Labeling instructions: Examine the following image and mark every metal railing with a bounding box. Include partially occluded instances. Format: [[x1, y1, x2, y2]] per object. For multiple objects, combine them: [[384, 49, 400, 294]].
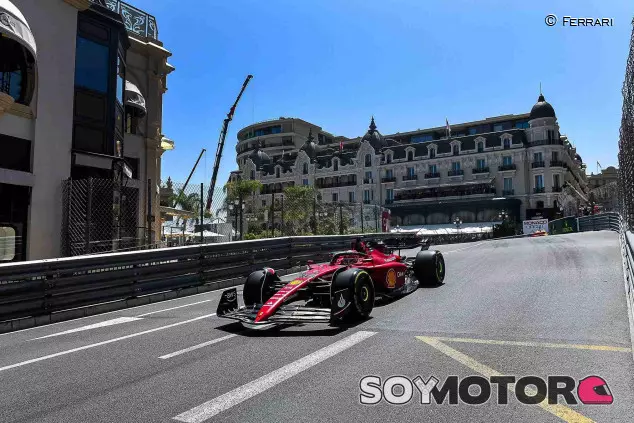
[[0, 232, 417, 323], [89, 0, 158, 40]]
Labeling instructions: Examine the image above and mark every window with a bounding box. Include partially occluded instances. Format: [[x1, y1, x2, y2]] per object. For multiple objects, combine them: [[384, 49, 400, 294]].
[[276, 167, 280, 178], [303, 163, 308, 174], [503, 156, 512, 166], [75, 36, 110, 93], [303, 178, 309, 186], [452, 162, 461, 171], [365, 171, 372, 181], [477, 142, 484, 153], [552, 151, 559, 161], [386, 189, 394, 201], [428, 164, 437, 174], [468, 128, 477, 135], [386, 169, 393, 178], [333, 159, 338, 171], [493, 124, 503, 132], [412, 134, 433, 143], [365, 154, 372, 167], [515, 121, 529, 129], [535, 174, 544, 188], [0, 226, 16, 262], [553, 174, 560, 188], [534, 152, 543, 162], [386, 154, 392, 164], [429, 148, 436, 159], [407, 151, 414, 161], [452, 144, 459, 156], [547, 130, 554, 142], [262, 200, 267, 207], [250, 170, 256, 180], [477, 159, 486, 169], [116, 55, 125, 105], [503, 138, 511, 149], [407, 167, 415, 177], [349, 191, 355, 202], [332, 193, 338, 202], [125, 112, 140, 134], [504, 177, 513, 191], [537, 200, 545, 208]]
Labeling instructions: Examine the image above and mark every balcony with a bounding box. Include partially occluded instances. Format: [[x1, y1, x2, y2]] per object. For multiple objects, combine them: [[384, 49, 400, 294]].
[[363, 178, 373, 184], [381, 177, 397, 183], [393, 183, 497, 203], [502, 189, 515, 195], [550, 160, 567, 168], [528, 138, 564, 147], [498, 164, 516, 171], [472, 167, 489, 174], [533, 187, 546, 194], [402, 175, 418, 181], [552, 186, 563, 192], [448, 170, 464, 177], [315, 180, 357, 189], [531, 161, 545, 169], [424, 172, 440, 179], [89, 0, 158, 40]]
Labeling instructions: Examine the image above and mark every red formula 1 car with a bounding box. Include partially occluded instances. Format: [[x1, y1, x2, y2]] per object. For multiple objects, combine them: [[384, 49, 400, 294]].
[[216, 239, 445, 329]]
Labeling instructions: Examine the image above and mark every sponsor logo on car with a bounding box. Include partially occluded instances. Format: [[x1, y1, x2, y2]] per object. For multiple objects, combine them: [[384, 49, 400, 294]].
[[386, 269, 397, 288], [289, 279, 303, 285]]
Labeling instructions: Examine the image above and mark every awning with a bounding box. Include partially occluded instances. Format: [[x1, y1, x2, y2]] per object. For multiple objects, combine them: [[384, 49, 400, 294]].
[[0, 0, 37, 60], [125, 80, 146, 117]]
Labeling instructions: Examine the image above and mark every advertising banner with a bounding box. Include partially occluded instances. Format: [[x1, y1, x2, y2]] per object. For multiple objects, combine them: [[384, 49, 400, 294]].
[[522, 218, 549, 234], [549, 217, 578, 235]]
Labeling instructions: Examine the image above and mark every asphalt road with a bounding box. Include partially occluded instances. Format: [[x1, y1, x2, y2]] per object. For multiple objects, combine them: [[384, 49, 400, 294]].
[[0, 231, 632, 423]]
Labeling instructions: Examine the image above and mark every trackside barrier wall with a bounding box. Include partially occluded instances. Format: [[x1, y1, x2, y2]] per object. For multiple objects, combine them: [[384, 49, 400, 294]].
[[0, 233, 417, 324]]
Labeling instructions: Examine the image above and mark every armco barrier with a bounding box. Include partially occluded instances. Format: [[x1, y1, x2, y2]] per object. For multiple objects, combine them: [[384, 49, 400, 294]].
[[577, 213, 620, 232], [620, 227, 634, 361], [0, 232, 417, 328]]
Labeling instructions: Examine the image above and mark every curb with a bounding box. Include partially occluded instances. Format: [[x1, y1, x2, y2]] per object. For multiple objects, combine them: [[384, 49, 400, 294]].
[[0, 266, 303, 335]]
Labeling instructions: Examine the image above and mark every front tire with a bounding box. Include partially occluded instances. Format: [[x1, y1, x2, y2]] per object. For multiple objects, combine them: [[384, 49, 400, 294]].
[[243, 269, 277, 306], [413, 250, 445, 286], [330, 268, 375, 322]]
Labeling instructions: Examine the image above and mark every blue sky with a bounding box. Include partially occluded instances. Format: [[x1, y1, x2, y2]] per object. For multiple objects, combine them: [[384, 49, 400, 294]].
[[131, 0, 632, 186]]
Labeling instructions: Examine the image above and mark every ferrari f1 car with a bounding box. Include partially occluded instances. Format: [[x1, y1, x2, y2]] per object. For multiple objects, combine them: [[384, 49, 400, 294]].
[[216, 238, 445, 329]]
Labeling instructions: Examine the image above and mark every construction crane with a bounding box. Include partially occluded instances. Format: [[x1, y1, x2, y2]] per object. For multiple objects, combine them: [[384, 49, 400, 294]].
[[205, 74, 253, 213]]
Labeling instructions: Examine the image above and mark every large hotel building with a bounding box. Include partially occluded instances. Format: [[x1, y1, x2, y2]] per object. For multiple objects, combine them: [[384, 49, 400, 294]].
[[232, 94, 589, 226]]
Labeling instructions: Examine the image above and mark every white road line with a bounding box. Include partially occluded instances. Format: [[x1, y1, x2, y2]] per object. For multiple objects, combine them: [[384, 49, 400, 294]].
[[30, 317, 142, 340], [159, 334, 238, 359], [173, 330, 377, 423], [136, 300, 214, 317], [0, 313, 216, 373]]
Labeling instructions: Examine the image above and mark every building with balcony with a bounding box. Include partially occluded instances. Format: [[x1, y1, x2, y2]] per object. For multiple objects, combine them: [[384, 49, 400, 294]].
[[0, 0, 175, 261], [232, 93, 588, 227]]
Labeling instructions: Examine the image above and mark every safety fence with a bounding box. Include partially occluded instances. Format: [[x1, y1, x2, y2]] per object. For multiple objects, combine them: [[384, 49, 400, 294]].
[[547, 212, 620, 234], [0, 232, 418, 323]]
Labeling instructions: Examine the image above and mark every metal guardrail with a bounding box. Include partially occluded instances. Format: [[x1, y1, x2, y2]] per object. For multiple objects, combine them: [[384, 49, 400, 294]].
[[0, 233, 416, 322], [577, 213, 620, 232]]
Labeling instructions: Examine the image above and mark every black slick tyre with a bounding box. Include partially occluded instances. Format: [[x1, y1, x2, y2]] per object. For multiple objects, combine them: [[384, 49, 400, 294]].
[[330, 268, 375, 322], [413, 250, 445, 286]]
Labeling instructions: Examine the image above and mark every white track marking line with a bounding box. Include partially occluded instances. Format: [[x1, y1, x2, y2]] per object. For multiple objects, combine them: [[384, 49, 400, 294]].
[[159, 334, 238, 359], [173, 330, 377, 423], [0, 313, 216, 373], [29, 317, 142, 340], [136, 300, 213, 317]]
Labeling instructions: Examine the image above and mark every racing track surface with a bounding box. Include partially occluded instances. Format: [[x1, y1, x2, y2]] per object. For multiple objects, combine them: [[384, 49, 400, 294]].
[[0, 231, 633, 422]]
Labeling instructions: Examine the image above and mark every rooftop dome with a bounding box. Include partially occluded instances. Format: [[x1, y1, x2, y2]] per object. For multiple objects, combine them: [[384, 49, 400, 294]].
[[530, 94, 556, 120], [362, 117, 387, 151], [248, 144, 271, 169], [300, 128, 319, 160]]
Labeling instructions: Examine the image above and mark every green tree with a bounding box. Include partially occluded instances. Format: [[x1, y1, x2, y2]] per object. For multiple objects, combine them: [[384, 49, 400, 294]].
[[282, 185, 318, 235]]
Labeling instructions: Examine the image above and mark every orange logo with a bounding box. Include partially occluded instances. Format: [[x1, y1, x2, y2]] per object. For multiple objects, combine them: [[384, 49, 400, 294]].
[[386, 269, 397, 288]]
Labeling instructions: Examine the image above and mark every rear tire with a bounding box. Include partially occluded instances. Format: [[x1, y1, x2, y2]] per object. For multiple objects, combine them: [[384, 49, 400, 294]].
[[330, 268, 375, 322], [243, 269, 277, 306], [413, 250, 445, 286]]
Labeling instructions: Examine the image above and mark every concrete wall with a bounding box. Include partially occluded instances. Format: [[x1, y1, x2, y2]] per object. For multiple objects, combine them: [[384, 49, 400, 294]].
[[5, 0, 78, 260]]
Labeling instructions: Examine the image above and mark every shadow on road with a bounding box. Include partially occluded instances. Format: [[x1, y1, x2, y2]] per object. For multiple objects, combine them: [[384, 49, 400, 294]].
[[215, 318, 371, 338]]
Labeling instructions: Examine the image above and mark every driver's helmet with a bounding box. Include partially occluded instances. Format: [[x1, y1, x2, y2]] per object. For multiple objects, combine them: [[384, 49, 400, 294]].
[[353, 237, 367, 253], [373, 241, 388, 253]]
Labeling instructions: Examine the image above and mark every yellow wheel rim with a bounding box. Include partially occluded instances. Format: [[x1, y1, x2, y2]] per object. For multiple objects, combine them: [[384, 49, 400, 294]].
[[361, 286, 369, 302]]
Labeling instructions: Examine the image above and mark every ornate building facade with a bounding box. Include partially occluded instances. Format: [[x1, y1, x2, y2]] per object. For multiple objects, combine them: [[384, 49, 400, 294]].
[[232, 94, 589, 226]]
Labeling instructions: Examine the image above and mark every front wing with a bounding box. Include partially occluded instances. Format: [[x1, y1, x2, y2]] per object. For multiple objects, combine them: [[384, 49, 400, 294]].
[[216, 288, 332, 326]]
